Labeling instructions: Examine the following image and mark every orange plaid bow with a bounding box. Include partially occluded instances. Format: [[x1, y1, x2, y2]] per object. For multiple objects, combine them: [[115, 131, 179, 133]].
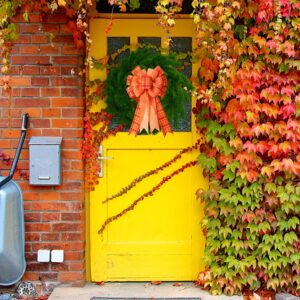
[[126, 66, 173, 136]]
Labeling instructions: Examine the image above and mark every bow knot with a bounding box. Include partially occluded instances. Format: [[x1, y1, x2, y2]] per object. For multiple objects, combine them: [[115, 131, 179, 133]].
[[126, 66, 172, 136]]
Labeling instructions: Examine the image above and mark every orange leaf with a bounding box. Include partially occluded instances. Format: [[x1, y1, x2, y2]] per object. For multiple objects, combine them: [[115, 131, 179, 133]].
[[172, 282, 183, 286], [151, 281, 162, 285]]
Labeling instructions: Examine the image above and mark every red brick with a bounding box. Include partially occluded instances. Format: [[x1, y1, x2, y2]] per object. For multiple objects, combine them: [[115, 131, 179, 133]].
[[40, 45, 59, 54], [11, 76, 31, 86], [31, 118, 50, 128], [23, 107, 41, 117], [41, 213, 60, 222], [61, 212, 82, 221], [20, 24, 41, 33], [51, 263, 69, 271], [62, 129, 83, 138], [52, 56, 82, 65], [42, 24, 59, 33], [15, 98, 50, 107], [42, 129, 61, 136], [22, 66, 40, 75], [22, 273, 39, 281], [60, 193, 82, 201], [27, 263, 50, 272], [61, 67, 80, 75], [61, 88, 82, 97], [12, 56, 50, 65], [26, 252, 37, 261], [69, 242, 84, 251], [61, 46, 83, 55], [2, 129, 21, 138], [69, 261, 85, 271], [62, 140, 82, 149], [63, 171, 83, 180], [40, 66, 60, 75], [41, 88, 60, 97], [62, 150, 82, 160], [21, 88, 40, 97], [61, 233, 83, 241], [0, 140, 11, 148], [46, 14, 70, 23], [42, 108, 61, 117], [52, 119, 83, 128], [32, 243, 71, 251], [64, 251, 84, 261], [31, 202, 68, 211], [28, 13, 43, 23], [25, 223, 50, 232], [16, 35, 31, 44], [52, 98, 83, 107], [41, 233, 60, 241], [31, 77, 49, 86], [62, 108, 83, 117], [25, 212, 41, 222], [52, 223, 81, 232], [11, 46, 19, 54], [41, 191, 59, 201], [53, 35, 73, 44], [20, 45, 40, 54], [51, 77, 81, 86], [10, 66, 21, 75], [25, 232, 41, 241], [39, 272, 58, 281], [32, 35, 49, 44]]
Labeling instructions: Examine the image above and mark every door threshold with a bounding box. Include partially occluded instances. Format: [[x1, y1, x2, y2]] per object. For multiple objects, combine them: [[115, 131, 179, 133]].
[[48, 282, 243, 300]]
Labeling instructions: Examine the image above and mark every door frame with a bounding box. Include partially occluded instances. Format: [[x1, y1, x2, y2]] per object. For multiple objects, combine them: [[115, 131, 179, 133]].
[[86, 13, 203, 281]]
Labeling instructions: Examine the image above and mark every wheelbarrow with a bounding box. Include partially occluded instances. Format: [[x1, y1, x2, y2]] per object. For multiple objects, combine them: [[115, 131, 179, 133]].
[[0, 113, 28, 286]]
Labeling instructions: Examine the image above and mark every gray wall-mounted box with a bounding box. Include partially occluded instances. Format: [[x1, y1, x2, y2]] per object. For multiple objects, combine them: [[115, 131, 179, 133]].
[[29, 137, 62, 186]]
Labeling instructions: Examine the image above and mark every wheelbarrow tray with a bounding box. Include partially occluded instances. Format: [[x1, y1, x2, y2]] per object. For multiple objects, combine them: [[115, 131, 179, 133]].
[[0, 176, 26, 286]]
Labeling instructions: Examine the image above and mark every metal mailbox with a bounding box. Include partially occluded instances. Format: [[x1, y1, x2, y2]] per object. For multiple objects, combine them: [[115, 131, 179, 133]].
[[29, 137, 62, 186]]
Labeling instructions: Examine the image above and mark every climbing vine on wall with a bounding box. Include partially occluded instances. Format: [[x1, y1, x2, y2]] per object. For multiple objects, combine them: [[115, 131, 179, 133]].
[[195, 0, 300, 296]]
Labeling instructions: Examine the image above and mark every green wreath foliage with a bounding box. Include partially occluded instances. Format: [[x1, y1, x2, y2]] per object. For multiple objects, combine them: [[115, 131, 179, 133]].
[[105, 47, 194, 131]]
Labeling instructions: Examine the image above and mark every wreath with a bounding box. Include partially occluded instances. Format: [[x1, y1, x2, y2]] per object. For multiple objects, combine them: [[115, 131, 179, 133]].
[[105, 47, 193, 134]]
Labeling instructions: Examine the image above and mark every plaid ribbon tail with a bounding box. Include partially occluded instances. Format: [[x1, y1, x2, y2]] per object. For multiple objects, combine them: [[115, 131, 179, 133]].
[[129, 98, 146, 136], [155, 98, 173, 136]]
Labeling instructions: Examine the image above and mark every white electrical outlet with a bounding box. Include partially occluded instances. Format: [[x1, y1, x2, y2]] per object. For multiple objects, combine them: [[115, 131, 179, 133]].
[[51, 250, 64, 263], [37, 249, 50, 262]]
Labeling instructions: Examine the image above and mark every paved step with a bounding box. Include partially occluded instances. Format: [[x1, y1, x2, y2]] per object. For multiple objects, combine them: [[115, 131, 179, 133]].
[[48, 283, 243, 300]]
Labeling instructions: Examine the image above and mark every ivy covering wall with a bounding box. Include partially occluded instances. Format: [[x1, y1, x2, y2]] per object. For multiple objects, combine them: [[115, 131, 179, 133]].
[[194, 0, 300, 296]]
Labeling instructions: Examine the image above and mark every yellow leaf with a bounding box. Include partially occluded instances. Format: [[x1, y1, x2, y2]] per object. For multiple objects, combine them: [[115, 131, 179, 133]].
[[120, 4, 127, 12], [58, 0, 66, 6]]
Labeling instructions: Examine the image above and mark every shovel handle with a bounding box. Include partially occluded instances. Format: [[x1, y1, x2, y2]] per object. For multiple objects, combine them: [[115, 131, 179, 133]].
[[22, 113, 29, 131]]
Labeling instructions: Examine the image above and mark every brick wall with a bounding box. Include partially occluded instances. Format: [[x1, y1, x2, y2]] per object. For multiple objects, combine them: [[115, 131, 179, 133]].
[[0, 10, 85, 285]]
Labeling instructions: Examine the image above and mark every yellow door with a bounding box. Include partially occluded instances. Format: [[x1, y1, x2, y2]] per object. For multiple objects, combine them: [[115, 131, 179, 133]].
[[89, 16, 206, 281]]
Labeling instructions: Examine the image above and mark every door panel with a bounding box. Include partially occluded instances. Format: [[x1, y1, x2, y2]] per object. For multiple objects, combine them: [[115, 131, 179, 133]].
[[89, 16, 206, 281]]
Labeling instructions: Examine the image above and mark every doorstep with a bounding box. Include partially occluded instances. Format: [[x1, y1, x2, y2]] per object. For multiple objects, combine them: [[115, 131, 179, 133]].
[[48, 282, 243, 300]]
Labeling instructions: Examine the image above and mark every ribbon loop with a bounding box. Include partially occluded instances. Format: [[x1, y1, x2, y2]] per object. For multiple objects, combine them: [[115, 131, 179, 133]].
[[126, 66, 173, 136]]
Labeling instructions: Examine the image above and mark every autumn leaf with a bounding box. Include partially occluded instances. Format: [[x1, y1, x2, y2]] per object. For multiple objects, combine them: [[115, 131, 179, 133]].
[[57, 0, 66, 6]]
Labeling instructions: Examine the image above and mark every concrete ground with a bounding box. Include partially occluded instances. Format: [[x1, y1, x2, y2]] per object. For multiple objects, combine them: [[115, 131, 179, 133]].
[[48, 282, 243, 300]]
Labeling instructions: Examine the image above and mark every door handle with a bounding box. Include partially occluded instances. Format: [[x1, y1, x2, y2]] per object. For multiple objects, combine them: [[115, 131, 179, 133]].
[[98, 145, 114, 177]]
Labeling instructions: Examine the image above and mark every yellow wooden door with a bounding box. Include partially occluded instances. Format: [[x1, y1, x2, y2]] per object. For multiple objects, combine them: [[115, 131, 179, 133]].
[[89, 16, 206, 281]]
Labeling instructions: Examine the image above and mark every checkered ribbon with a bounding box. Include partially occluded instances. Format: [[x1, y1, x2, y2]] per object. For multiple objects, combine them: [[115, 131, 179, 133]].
[[126, 66, 173, 136]]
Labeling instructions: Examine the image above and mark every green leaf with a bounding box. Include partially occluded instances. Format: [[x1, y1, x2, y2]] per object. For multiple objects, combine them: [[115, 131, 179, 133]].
[[284, 232, 298, 244], [198, 153, 217, 172], [222, 169, 236, 182], [265, 182, 276, 194], [287, 216, 300, 230], [129, 0, 140, 10]]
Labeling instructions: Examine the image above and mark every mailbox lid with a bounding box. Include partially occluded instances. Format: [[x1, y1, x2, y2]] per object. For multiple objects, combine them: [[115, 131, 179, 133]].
[[29, 136, 62, 145]]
